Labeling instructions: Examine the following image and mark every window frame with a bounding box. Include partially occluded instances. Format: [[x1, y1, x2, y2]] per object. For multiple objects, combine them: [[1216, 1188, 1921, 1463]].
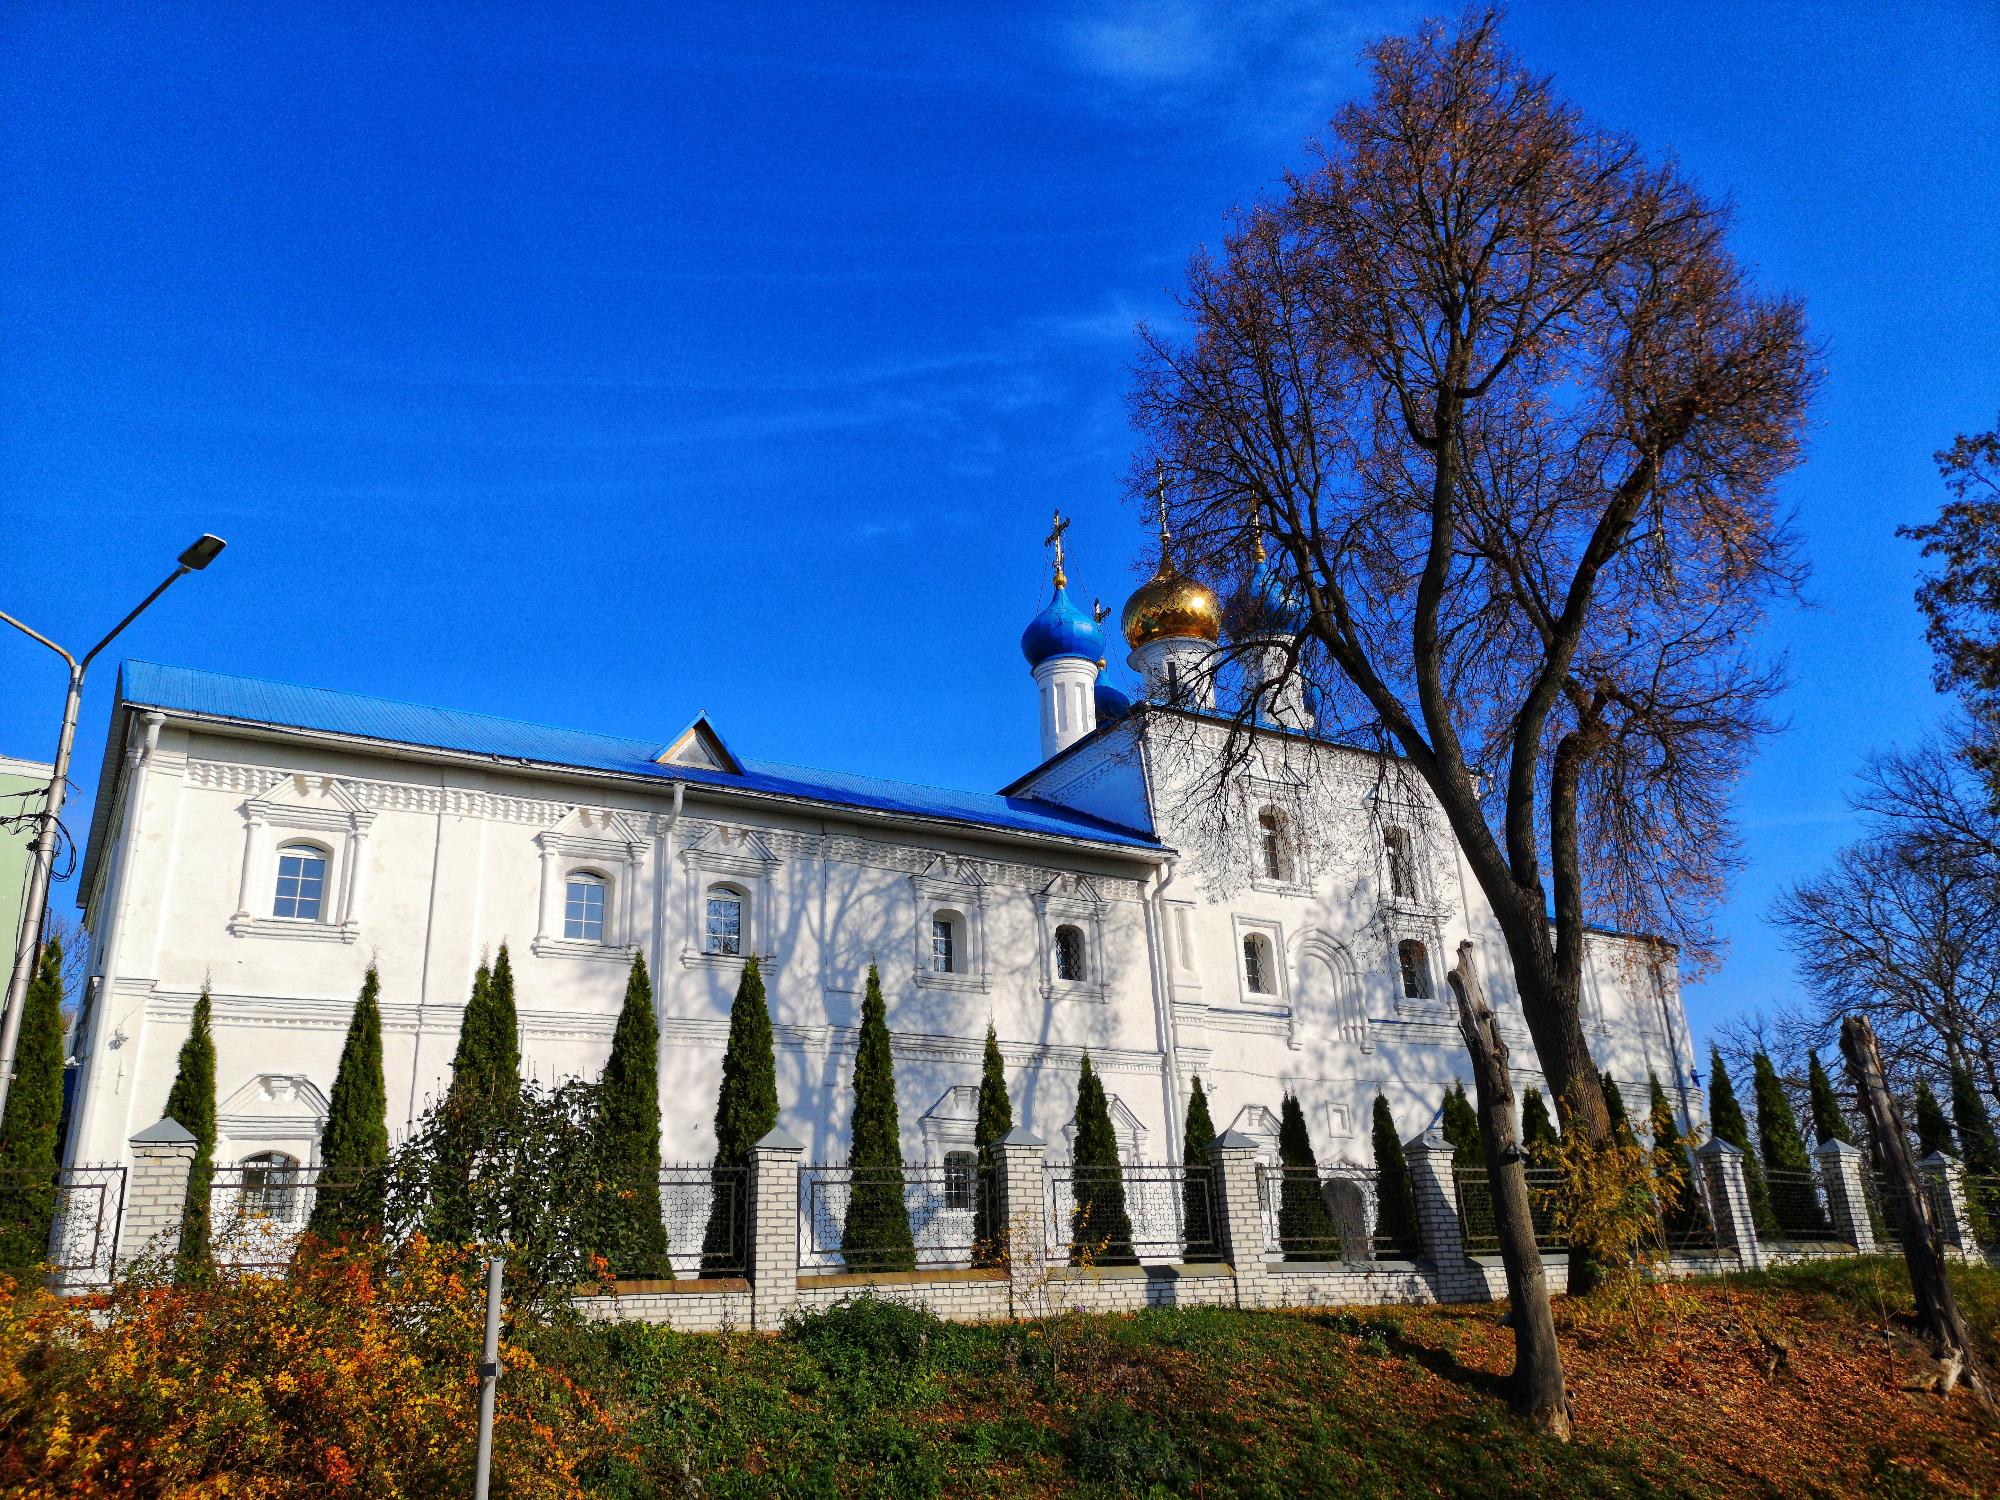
[[704, 883, 747, 957], [943, 1149, 979, 1212], [1053, 922, 1088, 982], [1397, 938, 1434, 1000], [1256, 806, 1291, 884], [1242, 931, 1276, 995], [228, 779, 373, 945], [563, 869, 610, 943], [271, 842, 331, 922]]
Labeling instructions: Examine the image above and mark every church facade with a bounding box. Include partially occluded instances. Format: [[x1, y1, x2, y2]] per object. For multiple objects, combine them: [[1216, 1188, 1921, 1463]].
[[62, 525, 1702, 1215]]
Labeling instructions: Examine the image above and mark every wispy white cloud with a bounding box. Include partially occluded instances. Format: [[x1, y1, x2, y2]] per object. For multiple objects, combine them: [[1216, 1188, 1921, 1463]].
[[1056, 0, 1418, 139]]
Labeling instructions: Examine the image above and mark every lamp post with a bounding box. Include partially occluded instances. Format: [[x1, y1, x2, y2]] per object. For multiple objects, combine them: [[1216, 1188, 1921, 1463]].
[[0, 534, 226, 1121]]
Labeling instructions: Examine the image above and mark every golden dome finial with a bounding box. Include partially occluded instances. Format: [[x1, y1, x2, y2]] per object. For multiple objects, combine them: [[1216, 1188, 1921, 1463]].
[[1044, 508, 1071, 589], [1251, 497, 1267, 564], [1154, 461, 1173, 567]]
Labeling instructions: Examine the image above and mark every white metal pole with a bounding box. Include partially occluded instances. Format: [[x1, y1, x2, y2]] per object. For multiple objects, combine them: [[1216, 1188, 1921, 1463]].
[[472, 1256, 504, 1500]]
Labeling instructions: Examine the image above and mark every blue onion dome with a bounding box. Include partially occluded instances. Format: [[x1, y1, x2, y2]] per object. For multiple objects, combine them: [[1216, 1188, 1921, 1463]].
[[1245, 552, 1311, 638], [1094, 678, 1134, 723], [1020, 583, 1104, 667]]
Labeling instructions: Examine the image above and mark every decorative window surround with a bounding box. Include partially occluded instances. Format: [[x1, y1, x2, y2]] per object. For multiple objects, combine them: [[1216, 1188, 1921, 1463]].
[[532, 809, 645, 961], [228, 776, 373, 943], [910, 856, 990, 994], [1384, 915, 1452, 1021], [1163, 899, 1202, 994], [1060, 1091, 1147, 1165], [918, 1083, 981, 1157], [1296, 930, 1371, 1053], [678, 824, 779, 969], [1033, 874, 1108, 1003], [1243, 778, 1312, 896], [216, 1073, 331, 1164], [1231, 913, 1291, 1012]]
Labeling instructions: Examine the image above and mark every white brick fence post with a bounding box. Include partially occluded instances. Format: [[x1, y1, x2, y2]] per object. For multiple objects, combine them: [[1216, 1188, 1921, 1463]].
[[1208, 1129, 1269, 1310], [995, 1128, 1048, 1317], [749, 1128, 802, 1331], [1920, 1152, 1979, 1263], [1403, 1132, 1469, 1290], [124, 1118, 197, 1264], [1814, 1138, 1874, 1255], [1696, 1137, 1765, 1270]]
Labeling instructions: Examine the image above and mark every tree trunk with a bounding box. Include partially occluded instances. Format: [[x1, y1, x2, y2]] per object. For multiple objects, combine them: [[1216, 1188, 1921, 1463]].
[[1840, 1014, 1994, 1413], [1450, 942, 1572, 1439]]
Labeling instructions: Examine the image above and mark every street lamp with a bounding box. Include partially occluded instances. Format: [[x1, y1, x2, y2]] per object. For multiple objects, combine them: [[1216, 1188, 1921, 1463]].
[[0, 534, 227, 1121]]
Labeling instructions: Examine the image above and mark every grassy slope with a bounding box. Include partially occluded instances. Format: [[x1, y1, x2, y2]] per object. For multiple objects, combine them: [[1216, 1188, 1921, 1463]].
[[539, 1262, 2000, 1499]]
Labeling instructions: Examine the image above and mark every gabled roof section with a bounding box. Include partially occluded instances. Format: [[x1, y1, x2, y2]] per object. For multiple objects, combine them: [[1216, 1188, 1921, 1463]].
[[656, 713, 741, 774], [102, 660, 1162, 861]]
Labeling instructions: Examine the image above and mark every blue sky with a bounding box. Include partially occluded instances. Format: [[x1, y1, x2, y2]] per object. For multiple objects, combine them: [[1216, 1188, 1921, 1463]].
[[3, 2, 1995, 1051]]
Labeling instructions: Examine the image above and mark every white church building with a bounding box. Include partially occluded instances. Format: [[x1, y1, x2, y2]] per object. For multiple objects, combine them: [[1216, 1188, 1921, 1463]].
[[61, 519, 1701, 1202]]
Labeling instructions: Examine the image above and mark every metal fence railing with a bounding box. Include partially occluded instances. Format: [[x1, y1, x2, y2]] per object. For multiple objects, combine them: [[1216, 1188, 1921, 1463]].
[[665, 1163, 748, 1278], [1964, 1174, 2000, 1256], [1259, 1164, 1405, 1262], [1868, 1171, 1950, 1248], [6, 1164, 128, 1289], [799, 1163, 993, 1273], [1044, 1163, 1214, 1264], [1658, 1171, 1721, 1257], [1454, 1166, 1569, 1255], [208, 1162, 328, 1270], [1758, 1167, 1844, 1248]]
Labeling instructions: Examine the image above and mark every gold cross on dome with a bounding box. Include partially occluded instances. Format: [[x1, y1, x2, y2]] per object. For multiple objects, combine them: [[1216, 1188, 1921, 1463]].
[[1092, 598, 1110, 627], [1044, 508, 1071, 588], [1154, 461, 1174, 565]]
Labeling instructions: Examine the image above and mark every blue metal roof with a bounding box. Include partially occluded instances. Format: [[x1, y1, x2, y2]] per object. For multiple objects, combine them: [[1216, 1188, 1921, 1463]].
[[115, 660, 1161, 851]]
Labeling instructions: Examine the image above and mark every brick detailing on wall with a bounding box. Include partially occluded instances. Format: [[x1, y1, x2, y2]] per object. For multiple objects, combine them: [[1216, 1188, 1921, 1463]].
[[749, 1128, 803, 1330], [1814, 1139, 1874, 1255], [1206, 1131, 1269, 1309], [1403, 1132, 1485, 1299], [994, 1129, 1047, 1319], [1920, 1152, 1979, 1263], [1697, 1137, 1765, 1271], [123, 1118, 198, 1263]]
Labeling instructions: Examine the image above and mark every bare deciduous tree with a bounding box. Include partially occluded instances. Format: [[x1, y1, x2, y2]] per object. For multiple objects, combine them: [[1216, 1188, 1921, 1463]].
[[1901, 417, 2000, 778], [1771, 731, 2000, 1102], [1131, 12, 1815, 1166]]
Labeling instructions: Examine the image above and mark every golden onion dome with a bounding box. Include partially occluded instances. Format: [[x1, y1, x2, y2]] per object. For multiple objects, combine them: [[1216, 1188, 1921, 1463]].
[[1121, 559, 1221, 650]]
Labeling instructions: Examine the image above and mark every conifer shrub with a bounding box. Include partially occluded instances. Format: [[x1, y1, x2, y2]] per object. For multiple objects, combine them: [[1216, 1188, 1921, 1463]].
[[1807, 1053, 1854, 1148], [306, 965, 389, 1244], [1276, 1094, 1340, 1261], [1646, 1071, 1701, 1241], [164, 989, 217, 1276], [594, 954, 669, 1278], [429, 953, 523, 1244], [1068, 1055, 1134, 1265], [971, 1025, 1012, 1267], [1370, 1094, 1418, 1257], [1752, 1052, 1828, 1238], [841, 964, 915, 1272], [703, 957, 778, 1274], [1914, 1077, 1956, 1160], [1519, 1086, 1559, 1162], [1707, 1048, 1775, 1236], [1600, 1071, 1632, 1140], [1951, 1065, 2000, 1176], [1180, 1075, 1219, 1262], [0, 940, 66, 1273], [1439, 1079, 1480, 1167]]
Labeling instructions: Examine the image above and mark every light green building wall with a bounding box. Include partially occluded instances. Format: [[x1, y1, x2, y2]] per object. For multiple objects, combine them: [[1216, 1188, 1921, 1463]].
[[0, 754, 55, 984]]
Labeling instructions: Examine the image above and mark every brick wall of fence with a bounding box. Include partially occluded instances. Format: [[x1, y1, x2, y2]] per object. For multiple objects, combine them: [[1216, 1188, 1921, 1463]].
[[56, 1118, 1994, 1327]]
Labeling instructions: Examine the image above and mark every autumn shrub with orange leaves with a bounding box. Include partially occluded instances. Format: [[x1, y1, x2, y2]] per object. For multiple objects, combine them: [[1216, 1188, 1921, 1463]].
[[0, 1236, 621, 1498]]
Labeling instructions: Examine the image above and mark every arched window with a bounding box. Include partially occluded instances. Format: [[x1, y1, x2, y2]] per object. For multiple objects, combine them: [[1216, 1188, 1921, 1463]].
[[1398, 939, 1432, 1000], [705, 884, 744, 956], [564, 871, 607, 941], [239, 1151, 300, 1222], [931, 912, 960, 974], [1385, 828, 1416, 899], [944, 1149, 978, 1210], [1243, 933, 1275, 995], [272, 845, 328, 921], [1257, 806, 1291, 882], [1054, 923, 1087, 982]]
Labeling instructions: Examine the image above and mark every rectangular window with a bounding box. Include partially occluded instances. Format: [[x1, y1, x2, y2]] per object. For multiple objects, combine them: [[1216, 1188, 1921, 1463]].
[[931, 917, 955, 974], [273, 849, 326, 921], [944, 1150, 978, 1211], [706, 894, 743, 956], [564, 877, 606, 942]]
